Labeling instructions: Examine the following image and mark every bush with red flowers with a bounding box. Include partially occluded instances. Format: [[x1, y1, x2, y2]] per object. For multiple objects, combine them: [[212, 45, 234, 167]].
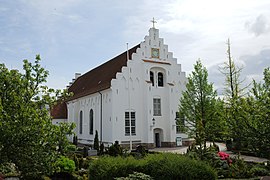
[[218, 152, 229, 160]]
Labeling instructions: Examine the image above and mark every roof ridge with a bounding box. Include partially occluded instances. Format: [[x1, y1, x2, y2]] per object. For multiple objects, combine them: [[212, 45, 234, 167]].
[[76, 44, 140, 83]]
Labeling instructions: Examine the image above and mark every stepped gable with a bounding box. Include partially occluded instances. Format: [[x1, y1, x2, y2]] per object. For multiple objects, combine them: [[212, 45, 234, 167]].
[[51, 44, 140, 119], [68, 44, 140, 101]]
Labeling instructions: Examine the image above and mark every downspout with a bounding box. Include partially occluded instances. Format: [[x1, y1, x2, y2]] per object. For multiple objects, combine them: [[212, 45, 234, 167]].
[[127, 43, 132, 151], [98, 91, 103, 144]]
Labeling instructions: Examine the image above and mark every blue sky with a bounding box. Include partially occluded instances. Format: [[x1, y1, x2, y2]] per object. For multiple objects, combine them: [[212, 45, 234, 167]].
[[1, 0, 270, 92]]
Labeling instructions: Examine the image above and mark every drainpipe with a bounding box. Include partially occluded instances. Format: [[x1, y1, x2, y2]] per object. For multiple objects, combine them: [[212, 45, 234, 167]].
[[98, 91, 103, 144]]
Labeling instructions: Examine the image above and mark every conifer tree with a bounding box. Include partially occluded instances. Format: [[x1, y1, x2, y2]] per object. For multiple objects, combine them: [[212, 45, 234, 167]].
[[179, 60, 219, 158], [94, 130, 99, 152], [219, 39, 248, 150], [245, 67, 270, 157]]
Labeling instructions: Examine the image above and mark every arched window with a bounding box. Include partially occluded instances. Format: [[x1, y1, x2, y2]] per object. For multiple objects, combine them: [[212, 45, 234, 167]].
[[79, 111, 83, 134], [89, 109, 93, 135], [158, 72, 164, 87], [150, 71, 154, 86]]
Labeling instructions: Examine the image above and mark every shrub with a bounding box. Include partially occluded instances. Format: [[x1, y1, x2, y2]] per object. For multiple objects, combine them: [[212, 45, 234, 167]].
[[249, 165, 269, 176], [229, 155, 251, 178], [66, 144, 77, 153], [89, 153, 217, 180], [100, 143, 105, 155], [202, 151, 231, 178], [107, 141, 123, 156], [89, 156, 145, 179], [144, 153, 217, 180], [217, 152, 230, 160], [54, 156, 76, 173]]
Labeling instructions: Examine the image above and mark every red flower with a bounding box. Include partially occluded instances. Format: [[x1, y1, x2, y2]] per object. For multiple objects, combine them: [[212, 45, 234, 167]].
[[218, 151, 230, 160]]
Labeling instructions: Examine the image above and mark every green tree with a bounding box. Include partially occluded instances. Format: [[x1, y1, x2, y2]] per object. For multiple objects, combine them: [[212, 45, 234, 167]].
[[94, 130, 99, 152], [219, 39, 248, 150], [0, 55, 74, 178], [205, 98, 228, 142], [244, 67, 270, 157], [179, 60, 219, 158]]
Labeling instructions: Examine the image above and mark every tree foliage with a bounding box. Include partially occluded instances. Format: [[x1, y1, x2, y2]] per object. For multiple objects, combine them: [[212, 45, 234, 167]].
[[94, 130, 99, 151], [242, 68, 270, 157], [0, 55, 74, 178], [178, 40, 269, 159], [219, 40, 269, 157], [179, 60, 224, 158], [219, 39, 248, 150]]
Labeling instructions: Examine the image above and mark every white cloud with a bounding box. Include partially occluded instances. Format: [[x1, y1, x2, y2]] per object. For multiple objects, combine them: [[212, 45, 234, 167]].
[[245, 14, 270, 36], [1, 0, 270, 90]]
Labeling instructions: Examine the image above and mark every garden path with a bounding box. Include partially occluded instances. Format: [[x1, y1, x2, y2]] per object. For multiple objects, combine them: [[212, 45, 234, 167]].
[[150, 142, 269, 163]]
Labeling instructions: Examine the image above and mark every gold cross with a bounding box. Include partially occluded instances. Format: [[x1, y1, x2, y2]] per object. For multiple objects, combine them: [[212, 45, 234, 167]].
[[151, 17, 157, 28]]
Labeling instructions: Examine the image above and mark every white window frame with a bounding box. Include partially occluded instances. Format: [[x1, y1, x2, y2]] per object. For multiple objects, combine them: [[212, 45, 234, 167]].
[[153, 98, 161, 116], [125, 111, 136, 136]]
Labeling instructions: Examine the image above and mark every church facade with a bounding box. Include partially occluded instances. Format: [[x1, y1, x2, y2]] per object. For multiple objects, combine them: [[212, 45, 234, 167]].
[[52, 27, 188, 148]]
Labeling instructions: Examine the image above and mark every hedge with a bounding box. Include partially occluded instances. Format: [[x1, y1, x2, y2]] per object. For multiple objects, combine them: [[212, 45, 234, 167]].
[[89, 153, 217, 180]]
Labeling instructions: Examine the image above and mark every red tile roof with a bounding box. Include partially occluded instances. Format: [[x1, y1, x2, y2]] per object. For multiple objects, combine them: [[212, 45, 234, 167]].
[[68, 44, 140, 101], [51, 44, 140, 119], [50, 101, 67, 119]]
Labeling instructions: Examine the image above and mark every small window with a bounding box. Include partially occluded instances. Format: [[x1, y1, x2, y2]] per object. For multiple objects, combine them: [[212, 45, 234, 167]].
[[153, 98, 161, 116], [150, 71, 154, 86], [125, 111, 136, 136], [89, 109, 94, 135], [79, 111, 83, 134], [158, 72, 164, 87]]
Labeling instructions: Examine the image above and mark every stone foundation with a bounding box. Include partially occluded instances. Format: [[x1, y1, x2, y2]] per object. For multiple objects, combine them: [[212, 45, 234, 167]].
[[120, 143, 155, 149], [140, 143, 155, 149], [161, 142, 176, 147], [120, 142, 178, 149]]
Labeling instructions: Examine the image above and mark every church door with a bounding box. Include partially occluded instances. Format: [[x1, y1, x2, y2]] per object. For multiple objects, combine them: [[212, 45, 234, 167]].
[[155, 133, 160, 147]]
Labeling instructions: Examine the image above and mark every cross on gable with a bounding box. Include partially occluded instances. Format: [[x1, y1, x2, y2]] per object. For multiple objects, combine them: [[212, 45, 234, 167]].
[[151, 17, 157, 28]]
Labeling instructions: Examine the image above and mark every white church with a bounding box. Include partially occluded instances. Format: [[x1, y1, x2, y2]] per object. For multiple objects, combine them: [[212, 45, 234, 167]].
[[51, 24, 189, 148]]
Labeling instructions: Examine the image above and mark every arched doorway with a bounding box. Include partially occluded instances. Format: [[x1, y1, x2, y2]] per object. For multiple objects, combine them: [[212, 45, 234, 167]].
[[153, 128, 163, 148]]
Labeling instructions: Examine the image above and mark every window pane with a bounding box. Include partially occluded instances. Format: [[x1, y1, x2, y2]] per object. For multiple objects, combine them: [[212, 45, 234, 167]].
[[131, 119, 135, 126], [125, 127, 130, 135], [150, 71, 154, 86], [125, 112, 129, 118], [153, 99, 161, 116], [131, 112, 135, 118], [80, 111, 83, 134], [158, 72, 163, 87], [89, 109, 93, 135], [125, 120, 130, 126], [131, 127, 136, 135]]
